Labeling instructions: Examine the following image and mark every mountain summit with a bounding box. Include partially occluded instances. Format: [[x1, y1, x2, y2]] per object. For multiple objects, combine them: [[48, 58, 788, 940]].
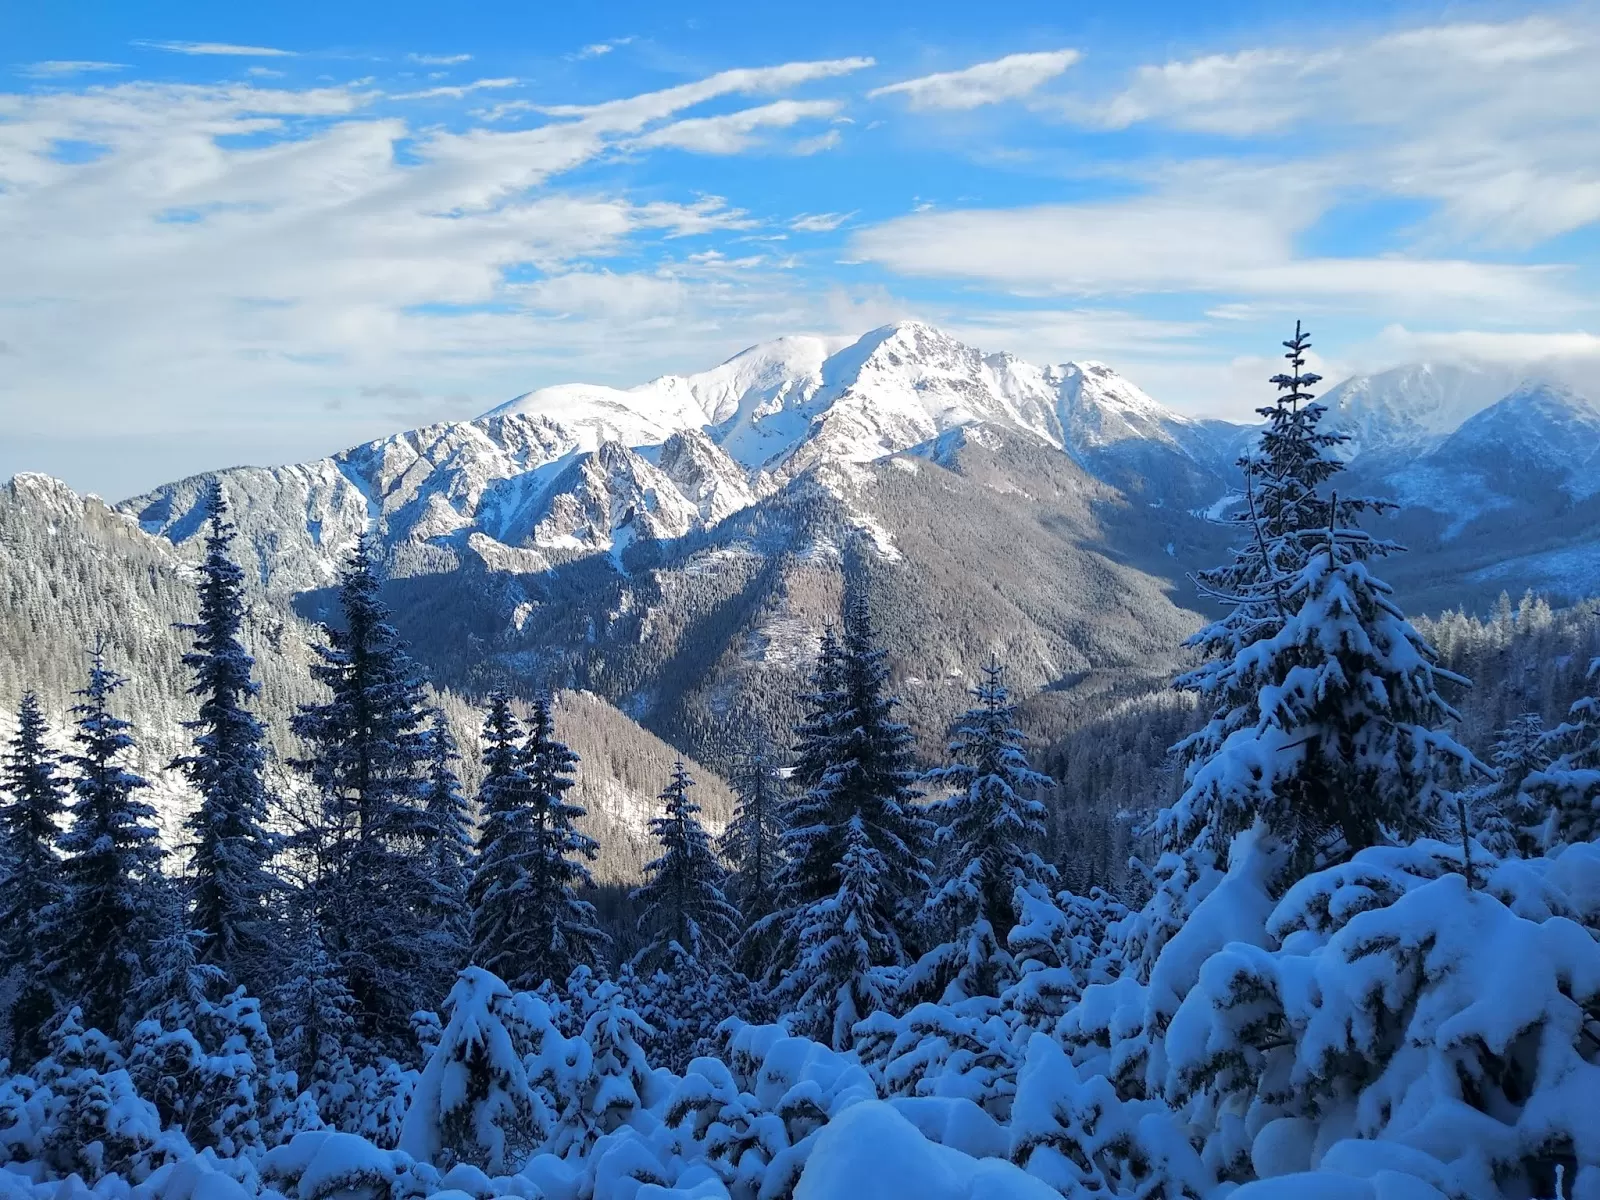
[[487, 320, 1216, 479], [122, 322, 1224, 593]]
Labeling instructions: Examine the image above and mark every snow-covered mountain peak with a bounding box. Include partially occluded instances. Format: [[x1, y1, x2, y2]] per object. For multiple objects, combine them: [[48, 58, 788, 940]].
[[482, 323, 1203, 478], [1320, 361, 1522, 459], [1052, 359, 1197, 450], [1442, 379, 1600, 476]]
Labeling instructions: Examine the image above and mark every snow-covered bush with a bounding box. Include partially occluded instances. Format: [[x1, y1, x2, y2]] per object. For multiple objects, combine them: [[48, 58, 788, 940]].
[[855, 1002, 1017, 1118], [1011, 1033, 1213, 1199], [1166, 850, 1600, 1197], [1003, 885, 1127, 1030], [128, 987, 294, 1160], [20, 1008, 182, 1183], [400, 968, 544, 1175]]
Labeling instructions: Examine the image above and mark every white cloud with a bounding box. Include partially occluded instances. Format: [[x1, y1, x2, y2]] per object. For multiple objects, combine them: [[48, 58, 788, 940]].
[[245, 66, 285, 78], [868, 49, 1080, 110], [391, 78, 520, 101], [792, 129, 841, 155], [1059, 15, 1600, 247], [537, 57, 872, 131], [791, 212, 854, 232], [408, 53, 473, 66], [633, 99, 840, 154], [943, 308, 1207, 358], [513, 268, 690, 319], [570, 38, 634, 60], [854, 197, 1576, 314], [134, 40, 297, 57], [1368, 325, 1600, 366], [1325, 325, 1600, 406], [21, 61, 126, 77]]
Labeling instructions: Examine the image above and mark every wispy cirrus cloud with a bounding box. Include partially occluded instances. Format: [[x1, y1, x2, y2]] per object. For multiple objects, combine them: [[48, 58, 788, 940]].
[[570, 38, 635, 61], [790, 212, 855, 233], [852, 195, 1575, 315], [632, 99, 841, 154], [134, 39, 297, 57], [21, 61, 126, 78], [868, 49, 1080, 110], [0, 56, 875, 489], [537, 57, 872, 130], [408, 52, 473, 66], [1369, 325, 1600, 366], [391, 77, 520, 101]]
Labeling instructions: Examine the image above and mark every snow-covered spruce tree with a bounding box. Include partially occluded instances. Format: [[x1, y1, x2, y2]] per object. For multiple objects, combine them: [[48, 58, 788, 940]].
[[470, 693, 607, 991], [789, 625, 845, 799], [468, 692, 532, 985], [632, 760, 741, 973], [1165, 521, 1487, 888], [908, 658, 1057, 1006], [1011, 1031, 1212, 1199], [273, 918, 357, 1099], [1466, 712, 1550, 858], [1177, 322, 1396, 796], [399, 966, 543, 1175], [789, 814, 903, 1050], [630, 944, 747, 1072], [740, 632, 842, 983], [413, 708, 474, 994], [135, 924, 227, 1029], [291, 536, 435, 1050], [1, 691, 69, 1062], [128, 927, 295, 1158], [43, 646, 167, 1037], [772, 594, 932, 1038], [1164, 846, 1600, 1194], [1157, 327, 1476, 889], [1523, 657, 1600, 848], [1002, 884, 1127, 1031], [173, 480, 280, 988], [719, 744, 786, 979], [544, 978, 660, 1156], [32, 1006, 172, 1184]]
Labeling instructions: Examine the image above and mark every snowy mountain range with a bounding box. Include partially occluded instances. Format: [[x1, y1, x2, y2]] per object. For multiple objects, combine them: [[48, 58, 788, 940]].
[[119, 322, 1238, 596], [6, 320, 1600, 782]]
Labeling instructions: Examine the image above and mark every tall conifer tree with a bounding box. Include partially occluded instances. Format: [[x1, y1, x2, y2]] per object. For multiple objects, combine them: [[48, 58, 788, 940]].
[[1179, 323, 1397, 777], [774, 592, 932, 1039], [632, 761, 740, 972], [1524, 660, 1600, 848], [291, 537, 434, 1046], [1, 692, 70, 1060], [911, 659, 1057, 1003], [174, 481, 279, 985], [44, 646, 167, 1035], [469, 694, 605, 990], [721, 745, 786, 978], [415, 709, 474, 989], [1160, 327, 1486, 886], [468, 693, 532, 984]]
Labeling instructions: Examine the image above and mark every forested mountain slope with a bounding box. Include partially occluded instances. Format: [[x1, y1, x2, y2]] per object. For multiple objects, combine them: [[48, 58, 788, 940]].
[[0, 473, 731, 879]]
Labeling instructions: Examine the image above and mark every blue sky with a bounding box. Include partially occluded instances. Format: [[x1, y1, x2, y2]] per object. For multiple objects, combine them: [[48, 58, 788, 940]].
[[3, 0, 1597, 498]]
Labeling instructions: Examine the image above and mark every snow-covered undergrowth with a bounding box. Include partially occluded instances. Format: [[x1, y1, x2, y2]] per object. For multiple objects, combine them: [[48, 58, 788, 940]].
[[4, 831, 1596, 1200]]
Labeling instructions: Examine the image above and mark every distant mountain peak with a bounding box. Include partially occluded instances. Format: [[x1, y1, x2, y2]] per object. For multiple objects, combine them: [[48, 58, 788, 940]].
[[1320, 360, 1524, 459]]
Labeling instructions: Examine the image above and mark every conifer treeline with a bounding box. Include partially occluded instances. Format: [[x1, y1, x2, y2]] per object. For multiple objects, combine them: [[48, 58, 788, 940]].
[[0, 464, 1075, 1073]]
